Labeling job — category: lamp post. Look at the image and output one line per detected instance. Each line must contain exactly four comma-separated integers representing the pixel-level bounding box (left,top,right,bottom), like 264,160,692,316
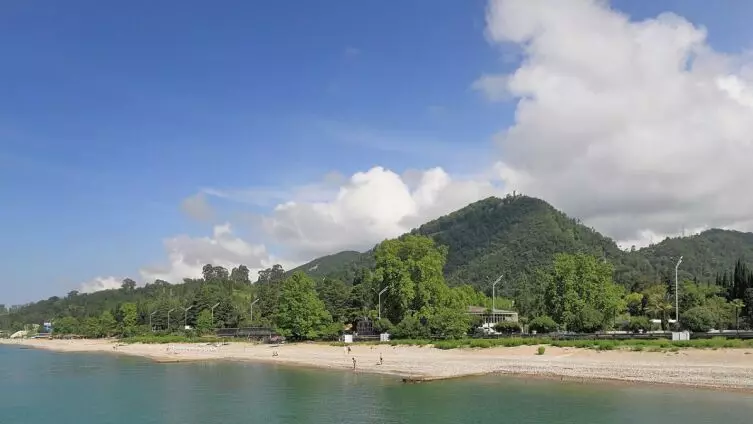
182,306,193,329
378,287,389,320
149,311,157,332
167,308,176,331
250,298,259,323
491,275,503,313
210,302,220,328
675,256,683,324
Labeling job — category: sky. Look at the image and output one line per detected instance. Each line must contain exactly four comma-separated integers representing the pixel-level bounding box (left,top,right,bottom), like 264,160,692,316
2,0,753,304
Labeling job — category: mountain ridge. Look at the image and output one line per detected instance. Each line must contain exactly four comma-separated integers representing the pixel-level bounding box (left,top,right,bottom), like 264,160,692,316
289,195,753,293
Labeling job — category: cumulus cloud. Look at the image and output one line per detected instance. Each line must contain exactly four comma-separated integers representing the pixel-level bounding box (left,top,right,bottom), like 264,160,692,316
79,276,121,294
477,0,753,246
261,166,505,260
139,223,283,284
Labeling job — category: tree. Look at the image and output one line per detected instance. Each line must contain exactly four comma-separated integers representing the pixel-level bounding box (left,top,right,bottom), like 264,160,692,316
120,303,138,336
644,285,673,330
681,306,716,332
373,235,450,324
54,316,80,334
316,278,351,324
195,309,213,334
82,317,103,338
275,272,333,340
100,311,117,337
544,253,624,332
230,265,251,285
529,315,558,333
121,278,137,292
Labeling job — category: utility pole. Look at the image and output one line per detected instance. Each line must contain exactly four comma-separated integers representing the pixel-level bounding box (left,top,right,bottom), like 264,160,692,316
378,287,389,320
491,275,503,313
675,256,683,324
250,298,259,323
183,306,194,329
167,308,176,331
210,303,220,328
149,311,157,332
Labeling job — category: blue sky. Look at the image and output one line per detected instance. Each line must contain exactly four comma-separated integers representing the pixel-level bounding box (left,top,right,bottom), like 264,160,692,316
2,0,753,305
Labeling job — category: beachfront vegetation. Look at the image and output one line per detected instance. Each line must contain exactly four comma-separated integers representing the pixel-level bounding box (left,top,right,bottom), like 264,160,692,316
3,195,753,343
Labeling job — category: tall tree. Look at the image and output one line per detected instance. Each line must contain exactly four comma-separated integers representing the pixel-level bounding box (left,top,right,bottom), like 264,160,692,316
230,265,251,285
373,235,450,324
544,253,624,332
121,278,137,292
275,272,333,340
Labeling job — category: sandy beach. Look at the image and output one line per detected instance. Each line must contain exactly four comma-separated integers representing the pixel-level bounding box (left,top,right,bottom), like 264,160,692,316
4,338,753,391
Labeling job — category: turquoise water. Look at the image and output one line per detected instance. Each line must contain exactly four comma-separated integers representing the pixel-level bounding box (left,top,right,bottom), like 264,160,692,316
2,346,752,424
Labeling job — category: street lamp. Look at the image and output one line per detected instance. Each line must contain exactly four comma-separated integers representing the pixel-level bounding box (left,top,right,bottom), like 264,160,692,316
149,311,157,332
183,306,194,329
167,308,176,330
675,256,683,324
210,302,220,328
250,298,259,323
378,287,389,320
491,275,503,313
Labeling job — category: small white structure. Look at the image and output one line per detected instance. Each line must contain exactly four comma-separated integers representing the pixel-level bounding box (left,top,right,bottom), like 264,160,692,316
671,331,690,341
380,333,390,342
343,334,353,344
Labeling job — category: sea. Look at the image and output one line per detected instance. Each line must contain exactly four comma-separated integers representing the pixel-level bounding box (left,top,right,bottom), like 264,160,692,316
1,345,752,424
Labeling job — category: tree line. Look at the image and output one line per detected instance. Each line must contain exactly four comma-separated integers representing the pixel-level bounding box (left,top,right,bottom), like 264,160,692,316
3,234,753,339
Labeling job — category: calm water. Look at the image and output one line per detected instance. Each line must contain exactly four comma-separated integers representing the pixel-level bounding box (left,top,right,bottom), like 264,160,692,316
2,346,753,424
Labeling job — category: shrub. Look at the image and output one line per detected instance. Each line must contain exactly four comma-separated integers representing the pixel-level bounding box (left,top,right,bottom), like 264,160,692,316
494,321,521,334
537,346,546,355
568,306,604,333
529,316,558,333
681,306,716,332
627,316,652,333
372,318,394,334
392,315,431,339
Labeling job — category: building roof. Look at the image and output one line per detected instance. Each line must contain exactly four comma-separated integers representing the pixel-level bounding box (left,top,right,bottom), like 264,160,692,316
467,306,518,314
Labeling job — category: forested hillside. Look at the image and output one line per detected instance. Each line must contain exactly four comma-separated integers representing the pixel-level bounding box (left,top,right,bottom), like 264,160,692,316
289,195,753,296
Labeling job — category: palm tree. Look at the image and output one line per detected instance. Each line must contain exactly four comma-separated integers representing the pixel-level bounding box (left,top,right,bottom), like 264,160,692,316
731,299,745,333
644,286,673,331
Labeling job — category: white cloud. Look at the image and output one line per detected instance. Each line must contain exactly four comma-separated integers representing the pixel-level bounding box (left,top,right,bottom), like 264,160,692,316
139,223,285,284
477,0,753,245
260,166,505,260
180,192,214,221
137,167,503,283
471,74,510,101
79,276,121,294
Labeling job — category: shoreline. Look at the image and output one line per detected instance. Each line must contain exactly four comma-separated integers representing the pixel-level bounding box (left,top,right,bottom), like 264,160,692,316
4,339,753,392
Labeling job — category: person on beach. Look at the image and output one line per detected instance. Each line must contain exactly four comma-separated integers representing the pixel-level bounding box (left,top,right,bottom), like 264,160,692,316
347,345,352,354
379,353,383,365
352,357,357,370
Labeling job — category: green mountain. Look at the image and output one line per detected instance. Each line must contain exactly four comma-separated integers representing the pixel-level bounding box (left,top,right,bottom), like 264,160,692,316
290,195,753,294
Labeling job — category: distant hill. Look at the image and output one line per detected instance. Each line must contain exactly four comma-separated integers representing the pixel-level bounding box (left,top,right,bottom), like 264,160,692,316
290,195,753,294
287,250,374,282
638,229,753,283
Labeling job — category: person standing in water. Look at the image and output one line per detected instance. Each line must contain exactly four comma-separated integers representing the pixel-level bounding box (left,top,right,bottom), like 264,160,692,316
352,357,357,370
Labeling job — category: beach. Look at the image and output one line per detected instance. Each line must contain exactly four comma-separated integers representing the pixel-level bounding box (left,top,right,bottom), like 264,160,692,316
4,338,753,391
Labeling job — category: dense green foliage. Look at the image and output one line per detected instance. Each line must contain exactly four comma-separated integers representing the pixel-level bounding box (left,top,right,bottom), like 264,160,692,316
279,197,753,322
